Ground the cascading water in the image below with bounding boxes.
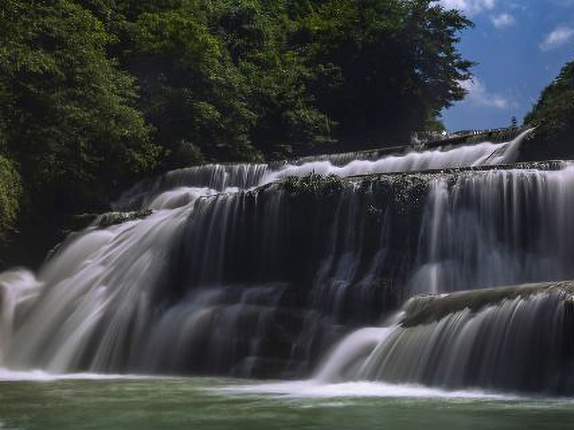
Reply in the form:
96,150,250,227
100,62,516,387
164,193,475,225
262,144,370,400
4,129,574,392
262,133,525,184
408,164,574,294
115,129,529,212
114,163,270,212
315,282,574,394
0,270,41,364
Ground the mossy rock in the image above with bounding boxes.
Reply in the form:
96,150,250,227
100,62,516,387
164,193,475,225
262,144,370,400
402,281,574,327
71,210,153,231
283,173,346,198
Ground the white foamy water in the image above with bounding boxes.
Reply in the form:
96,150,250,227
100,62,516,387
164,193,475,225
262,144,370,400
217,380,515,400
115,130,531,212
312,285,574,394
0,270,43,364
260,130,530,186
0,367,152,381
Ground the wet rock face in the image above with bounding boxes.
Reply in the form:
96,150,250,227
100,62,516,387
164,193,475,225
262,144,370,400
401,281,574,327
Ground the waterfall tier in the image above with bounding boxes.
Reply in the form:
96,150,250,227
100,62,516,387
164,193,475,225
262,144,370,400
316,282,574,394
114,129,530,211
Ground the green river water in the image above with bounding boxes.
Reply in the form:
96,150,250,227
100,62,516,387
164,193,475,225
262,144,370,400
0,375,573,430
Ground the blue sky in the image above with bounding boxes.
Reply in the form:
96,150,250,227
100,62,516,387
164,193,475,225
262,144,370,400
437,0,574,131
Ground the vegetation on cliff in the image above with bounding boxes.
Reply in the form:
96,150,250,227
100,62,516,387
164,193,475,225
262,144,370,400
0,155,21,245
523,60,574,160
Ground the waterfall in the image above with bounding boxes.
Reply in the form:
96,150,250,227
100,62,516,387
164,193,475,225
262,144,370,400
0,270,41,364
260,129,530,185
408,164,574,294
315,282,574,394
115,130,530,212
114,164,269,211
4,130,573,384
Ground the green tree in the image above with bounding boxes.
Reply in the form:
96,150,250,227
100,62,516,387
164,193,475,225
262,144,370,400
524,60,574,160
103,0,472,159
212,0,335,159
294,0,473,148
0,0,160,263
0,0,159,210
109,0,333,163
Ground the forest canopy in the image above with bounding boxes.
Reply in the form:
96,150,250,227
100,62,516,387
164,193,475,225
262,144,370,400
0,0,474,264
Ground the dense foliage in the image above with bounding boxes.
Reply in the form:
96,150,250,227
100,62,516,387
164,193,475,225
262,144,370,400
293,0,472,148
0,155,21,243
0,0,159,207
0,0,474,265
107,0,473,158
523,61,574,160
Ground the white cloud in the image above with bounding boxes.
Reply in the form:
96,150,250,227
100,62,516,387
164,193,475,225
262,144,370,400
435,0,496,16
460,79,511,109
540,25,574,50
491,13,515,28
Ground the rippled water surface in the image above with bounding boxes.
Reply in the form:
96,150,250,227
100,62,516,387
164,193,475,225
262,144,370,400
1,375,574,430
